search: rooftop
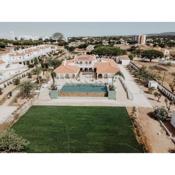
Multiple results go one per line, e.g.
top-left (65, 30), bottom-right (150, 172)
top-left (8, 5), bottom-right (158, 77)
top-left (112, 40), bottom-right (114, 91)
top-left (74, 55), bottom-right (96, 62)
top-left (54, 64), bottom-right (80, 74)
top-left (95, 59), bottom-right (119, 74)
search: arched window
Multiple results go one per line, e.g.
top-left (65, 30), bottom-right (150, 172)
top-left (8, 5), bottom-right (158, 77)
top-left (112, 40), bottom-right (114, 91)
top-left (98, 74), bottom-right (102, 78)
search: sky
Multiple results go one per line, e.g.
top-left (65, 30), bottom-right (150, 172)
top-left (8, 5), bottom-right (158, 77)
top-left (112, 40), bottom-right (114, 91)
top-left (0, 22), bottom-right (175, 39)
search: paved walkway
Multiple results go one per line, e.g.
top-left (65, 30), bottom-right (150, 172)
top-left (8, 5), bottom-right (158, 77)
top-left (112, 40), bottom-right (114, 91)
top-left (34, 65), bottom-right (152, 107)
top-left (118, 65), bottom-right (152, 108)
top-left (0, 106), bottom-right (17, 124)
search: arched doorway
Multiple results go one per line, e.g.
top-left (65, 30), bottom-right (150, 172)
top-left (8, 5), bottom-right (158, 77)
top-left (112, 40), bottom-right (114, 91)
top-left (89, 68), bottom-right (93, 72)
top-left (65, 74), bottom-right (69, 79)
top-left (98, 74), bottom-right (102, 79)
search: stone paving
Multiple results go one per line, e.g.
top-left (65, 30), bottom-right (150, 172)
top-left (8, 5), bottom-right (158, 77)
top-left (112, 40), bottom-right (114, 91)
top-left (34, 65), bottom-right (152, 108)
top-left (0, 106), bottom-right (17, 124)
top-left (118, 65), bottom-right (152, 108)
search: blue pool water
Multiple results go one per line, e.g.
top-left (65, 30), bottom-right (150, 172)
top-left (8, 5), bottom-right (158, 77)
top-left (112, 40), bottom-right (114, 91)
top-left (61, 84), bottom-right (107, 93)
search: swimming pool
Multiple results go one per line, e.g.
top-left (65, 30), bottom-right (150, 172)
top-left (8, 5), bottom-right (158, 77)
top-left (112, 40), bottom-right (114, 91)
top-left (60, 84), bottom-right (108, 97)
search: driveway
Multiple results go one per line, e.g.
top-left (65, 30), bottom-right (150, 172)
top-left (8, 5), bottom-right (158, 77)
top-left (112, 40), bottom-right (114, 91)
top-left (118, 65), bottom-right (152, 108)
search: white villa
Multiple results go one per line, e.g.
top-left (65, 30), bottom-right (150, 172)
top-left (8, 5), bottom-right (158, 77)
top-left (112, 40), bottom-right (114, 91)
top-left (0, 45), bottom-right (56, 88)
top-left (0, 59), bottom-right (28, 88)
top-left (0, 45), bottom-right (55, 65)
top-left (54, 55), bottom-right (120, 79)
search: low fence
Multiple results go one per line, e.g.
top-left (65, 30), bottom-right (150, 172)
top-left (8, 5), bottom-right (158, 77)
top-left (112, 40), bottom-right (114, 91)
top-left (129, 61), bottom-right (175, 101)
top-left (118, 76), bottom-right (133, 100)
top-left (5, 95), bottom-right (38, 125)
top-left (0, 68), bottom-right (31, 88)
top-left (157, 84), bottom-right (175, 101)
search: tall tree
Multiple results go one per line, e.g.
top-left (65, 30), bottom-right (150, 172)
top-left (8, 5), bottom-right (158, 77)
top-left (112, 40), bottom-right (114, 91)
top-left (51, 71), bottom-right (56, 87)
top-left (20, 81), bottom-right (34, 98)
top-left (141, 50), bottom-right (163, 62)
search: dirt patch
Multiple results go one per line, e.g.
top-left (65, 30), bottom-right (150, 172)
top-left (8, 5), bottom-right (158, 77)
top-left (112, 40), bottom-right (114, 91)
top-left (127, 107), bottom-right (175, 153)
top-left (133, 60), bottom-right (175, 91)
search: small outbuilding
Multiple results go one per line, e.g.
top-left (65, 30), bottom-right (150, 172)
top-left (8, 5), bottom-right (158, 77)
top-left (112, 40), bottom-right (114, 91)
top-left (148, 80), bottom-right (158, 89)
top-left (118, 55), bottom-right (130, 65)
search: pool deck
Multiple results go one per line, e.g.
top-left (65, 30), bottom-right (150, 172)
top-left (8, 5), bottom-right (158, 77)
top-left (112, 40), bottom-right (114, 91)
top-left (34, 96), bottom-right (118, 106)
top-left (34, 65), bottom-right (152, 108)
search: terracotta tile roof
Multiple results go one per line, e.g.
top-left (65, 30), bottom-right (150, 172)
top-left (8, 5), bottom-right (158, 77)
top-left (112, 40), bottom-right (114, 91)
top-left (95, 59), bottom-right (120, 74)
top-left (0, 59), bottom-right (5, 64)
top-left (54, 64), bottom-right (80, 74)
top-left (74, 55), bottom-right (96, 62)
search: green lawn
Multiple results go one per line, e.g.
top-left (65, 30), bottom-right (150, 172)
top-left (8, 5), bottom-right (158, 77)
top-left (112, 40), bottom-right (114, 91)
top-left (13, 106), bottom-right (143, 153)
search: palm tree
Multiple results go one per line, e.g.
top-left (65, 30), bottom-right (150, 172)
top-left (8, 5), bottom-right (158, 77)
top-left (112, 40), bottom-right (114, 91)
top-left (20, 81), bottom-right (34, 98)
top-left (33, 66), bottom-right (41, 84)
top-left (51, 71), bottom-right (56, 87)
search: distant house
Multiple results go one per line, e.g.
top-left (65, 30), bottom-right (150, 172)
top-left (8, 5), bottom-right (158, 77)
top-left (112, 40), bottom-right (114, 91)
top-left (86, 45), bottom-right (94, 53)
top-left (0, 45), bottom-right (55, 65)
top-left (117, 55), bottom-right (130, 65)
top-left (163, 49), bottom-right (170, 58)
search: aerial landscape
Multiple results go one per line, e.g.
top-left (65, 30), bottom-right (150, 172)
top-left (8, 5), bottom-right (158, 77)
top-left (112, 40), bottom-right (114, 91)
top-left (0, 22), bottom-right (175, 153)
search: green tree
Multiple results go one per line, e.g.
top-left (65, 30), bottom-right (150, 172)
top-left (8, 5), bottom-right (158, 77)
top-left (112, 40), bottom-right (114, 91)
top-left (13, 78), bottom-right (20, 85)
top-left (153, 107), bottom-right (168, 121)
top-left (48, 59), bottom-right (62, 69)
top-left (20, 81), bottom-right (34, 98)
top-left (141, 50), bottom-right (163, 62)
top-left (33, 66), bottom-right (42, 84)
top-left (51, 71), bottom-right (56, 87)
top-left (128, 54), bottom-right (134, 60)
top-left (0, 42), bottom-right (6, 48)
top-left (91, 46), bottom-right (126, 56)
top-left (0, 129), bottom-right (29, 153)
top-left (51, 32), bottom-right (64, 41)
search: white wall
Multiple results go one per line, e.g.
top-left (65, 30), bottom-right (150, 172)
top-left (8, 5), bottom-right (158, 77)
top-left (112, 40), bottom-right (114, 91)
top-left (121, 60), bottom-right (130, 66)
top-left (171, 116), bottom-right (175, 128)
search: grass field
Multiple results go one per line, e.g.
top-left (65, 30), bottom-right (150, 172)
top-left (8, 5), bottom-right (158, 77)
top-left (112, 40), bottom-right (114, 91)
top-left (13, 106), bottom-right (143, 153)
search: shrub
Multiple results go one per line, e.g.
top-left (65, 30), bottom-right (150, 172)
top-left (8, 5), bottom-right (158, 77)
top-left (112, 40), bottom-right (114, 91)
top-left (0, 129), bottom-right (29, 152)
top-left (13, 78), bottom-right (20, 85)
top-left (153, 107), bottom-right (168, 121)
top-left (20, 81), bottom-right (34, 98)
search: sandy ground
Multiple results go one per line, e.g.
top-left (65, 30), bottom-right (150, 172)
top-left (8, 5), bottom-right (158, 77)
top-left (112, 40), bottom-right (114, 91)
top-left (133, 60), bottom-right (175, 91)
top-left (128, 107), bottom-right (175, 153)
